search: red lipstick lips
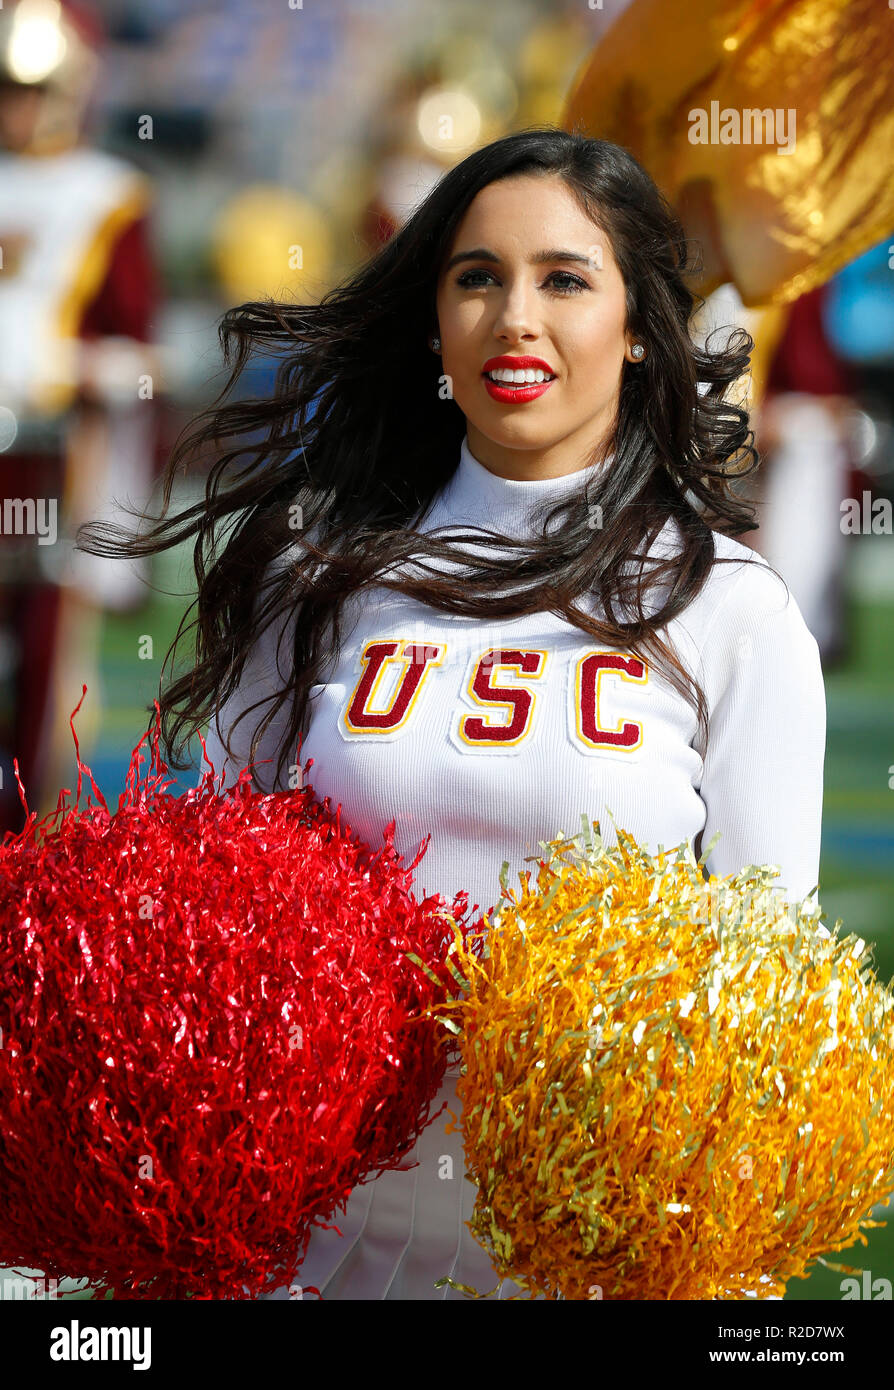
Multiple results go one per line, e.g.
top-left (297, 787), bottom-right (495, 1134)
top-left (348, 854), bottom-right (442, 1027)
top-left (481, 355), bottom-right (557, 403)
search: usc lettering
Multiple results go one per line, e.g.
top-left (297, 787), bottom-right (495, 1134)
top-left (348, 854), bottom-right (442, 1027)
top-left (344, 639), bottom-right (445, 733)
top-left (459, 648), bottom-right (547, 746)
top-left (342, 637), bottom-right (648, 750)
top-left (576, 651), bottom-right (646, 750)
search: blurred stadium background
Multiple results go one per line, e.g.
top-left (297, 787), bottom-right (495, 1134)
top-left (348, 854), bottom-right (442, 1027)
top-left (0, 0), bottom-right (892, 1302)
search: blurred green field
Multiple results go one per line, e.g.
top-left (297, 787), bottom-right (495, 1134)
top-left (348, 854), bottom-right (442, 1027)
top-left (4, 525), bottom-right (893, 1303)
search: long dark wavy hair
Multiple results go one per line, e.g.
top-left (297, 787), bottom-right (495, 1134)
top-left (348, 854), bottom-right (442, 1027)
top-left (77, 126), bottom-right (770, 793)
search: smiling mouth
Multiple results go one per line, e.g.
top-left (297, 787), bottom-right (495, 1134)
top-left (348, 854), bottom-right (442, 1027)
top-left (482, 369), bottom-right (557, 386)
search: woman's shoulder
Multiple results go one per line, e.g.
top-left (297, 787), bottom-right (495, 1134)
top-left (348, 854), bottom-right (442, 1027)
top-left (657, 519), bottom-right (818, 682)
top-left (650, 517), bottom-right (787, 620)
top-left (690, 528), bottom-right (821, 701)
top-left (703, 528), bottom-right (793, 619)
top-left (654, 517), bottom-right (788, 608)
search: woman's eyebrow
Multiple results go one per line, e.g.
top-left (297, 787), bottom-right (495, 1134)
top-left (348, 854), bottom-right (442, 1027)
top-left (444, 247), bottom-right (599, 271)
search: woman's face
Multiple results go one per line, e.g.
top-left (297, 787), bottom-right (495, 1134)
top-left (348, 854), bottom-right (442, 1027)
top-left (434, 172), bottom-right (640, 477)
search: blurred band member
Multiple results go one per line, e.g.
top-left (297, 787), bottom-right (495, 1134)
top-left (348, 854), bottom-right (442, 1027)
top-left (0, 0), bottom-right (160, 833)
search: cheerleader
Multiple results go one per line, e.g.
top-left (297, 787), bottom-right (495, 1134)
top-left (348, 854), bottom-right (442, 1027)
top-left (76, 128), bottom-right (825, 1299)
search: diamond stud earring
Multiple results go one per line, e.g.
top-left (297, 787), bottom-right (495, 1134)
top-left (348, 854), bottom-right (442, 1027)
top-left (631, 343), bottom-right (645, 359)
top-left (431, 336), bottom-right (441, 351)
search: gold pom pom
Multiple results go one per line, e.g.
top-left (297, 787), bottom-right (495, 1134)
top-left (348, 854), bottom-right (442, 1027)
top-left (434, 820), bottom-right (894, 1300)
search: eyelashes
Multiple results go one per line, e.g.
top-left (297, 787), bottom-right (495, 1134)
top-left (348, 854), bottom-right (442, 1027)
top-left (454, 269), bottom-right (589, 295)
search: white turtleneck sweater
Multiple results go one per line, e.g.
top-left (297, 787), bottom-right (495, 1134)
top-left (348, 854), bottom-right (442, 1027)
top-left (199, 434), bottom-right (826, 918)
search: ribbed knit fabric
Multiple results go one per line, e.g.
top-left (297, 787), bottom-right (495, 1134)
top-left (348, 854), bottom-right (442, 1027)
top-left (203, 432), bottom-right (826, 915)
top-left (204, 432), bottom-right (825, 1301)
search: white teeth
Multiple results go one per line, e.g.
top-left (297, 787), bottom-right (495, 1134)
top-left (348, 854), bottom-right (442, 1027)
top-left (486, 367), bottom-right (554, 384)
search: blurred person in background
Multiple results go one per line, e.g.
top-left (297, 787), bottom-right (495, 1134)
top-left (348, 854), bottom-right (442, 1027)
top-left (690, 279), bottom-right (858, 669)
top-left (0, 0), bottom-right (161, 834)
top-left (747, 284), bottom-right (859, 669)
top-left (563, 0), bottom-right (894, 670)
top-left (356, 10), bottom-right (600, 257)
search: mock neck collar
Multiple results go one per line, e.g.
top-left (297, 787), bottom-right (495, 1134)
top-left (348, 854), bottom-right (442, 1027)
top-left (430, 434), bottom-right (613, 534)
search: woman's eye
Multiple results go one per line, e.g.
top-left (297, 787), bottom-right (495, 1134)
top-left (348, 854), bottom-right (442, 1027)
top-left (546, 272), bottom-right (587, 294)
top-left (455, 269), bottom-right (587, 295)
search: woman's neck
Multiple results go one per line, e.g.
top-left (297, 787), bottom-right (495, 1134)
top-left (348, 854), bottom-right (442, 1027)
top-left (464, 422), bottom-right (615, 482)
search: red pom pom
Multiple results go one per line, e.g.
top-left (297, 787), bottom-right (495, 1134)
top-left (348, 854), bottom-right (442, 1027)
top-left (0, 688), bottom-right (469, 1299)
